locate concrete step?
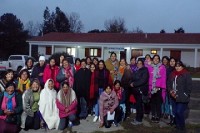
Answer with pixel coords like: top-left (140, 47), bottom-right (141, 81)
top-left (188, 97), bottom-right (200, 110)
top-left (192, 81), bottom-right (200, 92)
top-left (186, 109), bottom-right (200, 124)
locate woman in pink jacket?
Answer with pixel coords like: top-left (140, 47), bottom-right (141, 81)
top-left (43, 57), bottom-right (60, 90)
top-left (56, 81), bottom-right (77, 130)
top-left (147, 55), bottom-right (166, 123)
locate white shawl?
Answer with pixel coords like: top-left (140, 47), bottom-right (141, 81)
top-left (39, 79), bottom-right (60, 129)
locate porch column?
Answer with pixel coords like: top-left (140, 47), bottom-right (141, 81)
top-left (101, 46), bottom-right (104, 60)
top-left (126, 46), bottom-right (131, 62)
top-left (29, 43), bottom-right (32, 56)
top-left (76, 46), bottom-right (79, 58)
top-left (194, 48), bottom-right (198, 68)
top-left (51, 45), bottom-right (54, 54)
top-left (160, 48), bottom-right (163, 58)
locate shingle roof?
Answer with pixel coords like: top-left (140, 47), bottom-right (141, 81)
top-left (28, 32), bottom-right (200, 44)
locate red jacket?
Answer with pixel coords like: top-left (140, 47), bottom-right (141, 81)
top-left (43, 64), bottom-right (60, 89)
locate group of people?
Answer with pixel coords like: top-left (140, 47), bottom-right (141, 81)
top-left (0, 52), bottom-right (192, 132)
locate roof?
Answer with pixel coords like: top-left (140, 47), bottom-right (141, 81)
top-left (28, 32), bottom-right (200, 44)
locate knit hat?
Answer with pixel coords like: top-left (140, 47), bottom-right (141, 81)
top-left (39, 56), bottom-right (45, 61)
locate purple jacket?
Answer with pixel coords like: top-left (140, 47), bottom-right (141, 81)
top-left (99, 91), bottom-right (119, 124)
top-left (147, 63), bottom-right (166, 102)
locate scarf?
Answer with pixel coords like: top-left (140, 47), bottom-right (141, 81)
top-left (119, 65), bottom-right (125, 76)
top-left (59, 88), bottom-right (72, 107)
top-left (18, 78), bottom-right (30, 93)
top-left (114, 87), bottom-right (122, 100)
top-left (151, 63), bottom-right (162, 89)
top-left (4, 91), bottom-right (15, 111)
top-left (64, 66), bottom-right (74, 88)
top-left (130, 64), bottom-right (137, 73)
top-left (171, 68), bottom-right (188, 79)
top-left (74, 65), bottom-right (81, 71)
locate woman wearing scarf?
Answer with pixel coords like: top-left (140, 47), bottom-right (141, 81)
top-left (39, 79), bottom-right (60, 129)
top-left (99, 85), bottom-right (120, 128)
top-left (117, 58), bottom-right (127, 81)
top-left (21, 79), bottom-right (41, 130)
top-left (56, 81), bottom-right (77, 130)
top-left (113, 80), bottom-right (125, 120)
top-left (167, 60), bottom-right (192, 132)
top-left (57, 59), bottom-right (74, 88)
top-left (0, 82), bottom-right (23, 133)
top-left (74, 58), bottom-right (81, 72)
top-left (17, 69), bottom-right (31, 93)
top-left (0, 69), bottom-right (14, 92)
top-left (147, 55), bottom-right (166, 123)
top-left (130, 59), bottom-right (149, 125)
top-left (105, 52), bottom-right (119, 82)
top-left (43, 57), bottom-right (60, 90)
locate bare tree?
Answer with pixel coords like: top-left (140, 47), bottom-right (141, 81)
top-left (25, 21), bottom-right (43, 36)
top-left (68, 12), bottom-right (84, 33)
top-left (104, 17), bottom-right (127, 33)
top-left (132, 27), bottom-right (143, 33)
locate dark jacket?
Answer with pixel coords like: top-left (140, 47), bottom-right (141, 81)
top-left (0, 92), bottom-right (23, 125)
top-left (130, 66), bottom-right (149, 95)
top-left (73, 68), bottom-right (91, 100)
top-left (31, 63), bottom-right (46, 86)
top-left (167, 70), bottom-right (192, 103)
top-left (121, 66), bottom-right (133, 89)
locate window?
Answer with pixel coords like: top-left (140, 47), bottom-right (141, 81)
top-left (46, 46), bottom-right (52, 55)
top-left (85, 48), bottom-right (101, 57)
top-left (66, 48), bottom-right (76, 57)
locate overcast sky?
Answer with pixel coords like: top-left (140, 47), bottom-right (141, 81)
top-left (0, 0), bottom-right (200, 33)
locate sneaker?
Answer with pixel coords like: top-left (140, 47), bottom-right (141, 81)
top-left (93, 116), bottom-right (98, 122)
top-left (68, 121), bottom-right (73, 127)
top-left (131, 120), bottom-right (142, 125)
top-left (113, 121), bottom-right (118, 127)
top-left (98, 116), bottom-right (101, 122)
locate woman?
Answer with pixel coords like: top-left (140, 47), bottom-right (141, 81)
top-left (59, 54), bottom-right (65, 67)
top-left (86, 57), bottom-right (92, 69)
top-left (167, 60), bottom-right (192, 131)
top-left (147, 55), bottom-right (166, 123)
top-left (56, 82), bottom-right (77, 130)
top-left (74, 58), bottom-right (81, 72)
top-left (105, 52), bottom-right (119, 82)
top-left (21, 57), bottom-right (35, 76)
top-left (113, 80), bottom-right (125, 119)
top-left (0, 69), bottom-right (14, 92)
top-left (92, 57), bottom-right (99, 69)
top-left (130, 59), bottom-right (149, 125)
top-left (57, 59), bottom-right (74, 88)
top-left (31, 56), bottom-right (46, 88)
top-left (39, 79), bottom-right (60, 129)
top-left (144, 54), bottom-right (152, 66)
top-left (0, 82), bottom-right (23, 133)
top-left (167, 57), bottom-right (176, 125)
top-left (22, 79), bottom-right (41, 130)
top-left (117, 58), bottom-right (127, 81)
top-left (43, 57), bottom-right (60, 90)
top-left (89, 63), bottom-right (98, 116)
top-left (161, 56), bottom-right (170, 119)
top-left (17, 69), bottom-right (31, 93)
top-left (99, 85), bottom-right (120, 128)
top-left (93, 60), bottom-right (112, 122)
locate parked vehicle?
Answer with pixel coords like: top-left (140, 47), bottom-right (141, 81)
top-left (0, 55), bottom-right (36, 72)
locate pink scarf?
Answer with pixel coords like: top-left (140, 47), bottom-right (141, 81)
top-left (64, 66), bottom-right (74, 88)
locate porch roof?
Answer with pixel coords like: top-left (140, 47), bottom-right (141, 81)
top-left (28, 32), bottom-right (200, 44)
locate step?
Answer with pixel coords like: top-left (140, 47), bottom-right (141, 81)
top-left (188, 97), bottom-right (200, 110)
top-left (186, 109), bottom-right (200, 122)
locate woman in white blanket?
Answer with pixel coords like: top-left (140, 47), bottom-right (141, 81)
top-left (39, 79), bottom-right (60, 129)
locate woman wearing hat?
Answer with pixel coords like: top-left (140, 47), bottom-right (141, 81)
top-left (31, 56), bottom-right (46, 88)
top-left (0, 82), bottom-right (23, 133)
top-left (167, 60), bottom-right (192, 132)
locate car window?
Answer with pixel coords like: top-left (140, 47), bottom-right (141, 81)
top-left (9, 56), bottom-right (22, 60)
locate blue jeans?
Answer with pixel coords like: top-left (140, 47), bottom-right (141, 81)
top-left (169, 97), bottom-right (176, 117)
top-left (175, 102), bottom-right (187, 129)
top-left (58, 114), bottom-right (76, 130)
top-left (94, 88), bottom-right (103, 116)
top-left (162, 95), bottom-right (170, 115)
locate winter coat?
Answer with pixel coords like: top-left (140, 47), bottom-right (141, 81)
top-left (167, 70), bottom-right (192, 103)
top-left (0, 92), bottom-right (23, 125)
top-left (31, 63), bottom-right (46, 86)
top-left (99, 91), bottom-right (119, 123)
top-left (130, 66), bottom-right (149, 95)
top-left (43, 64), bottom-right (60, 89)
top-left (105, 58), bottom-right (119, 81)
top-left (147, 64), bottom-right (166, 101)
